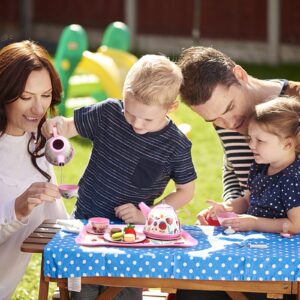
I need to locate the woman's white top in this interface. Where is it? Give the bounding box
[0,133,68,300]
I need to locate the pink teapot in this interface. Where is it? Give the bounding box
[45,127,74,166]
[138,202,181,240]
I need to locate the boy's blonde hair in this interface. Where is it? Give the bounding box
[252,96,300,153]
[123,54,183,106]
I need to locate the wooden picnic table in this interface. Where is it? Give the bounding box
[21,220,300,300]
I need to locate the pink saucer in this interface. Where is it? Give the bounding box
[86,227,105,235]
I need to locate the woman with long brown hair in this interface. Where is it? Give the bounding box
[0,40,67,299]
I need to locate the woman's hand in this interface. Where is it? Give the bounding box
[114,203,146,224]
[15,182,60,220]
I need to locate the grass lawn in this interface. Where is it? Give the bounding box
[12,63,300,299]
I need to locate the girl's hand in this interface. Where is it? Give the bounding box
[114,203,146,224]
[222,214,257,232]
[15,182,60,220]
[196,208,210,225]
[206,199,232,219]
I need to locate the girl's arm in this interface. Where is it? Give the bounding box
[206,191,250,217]
[226,190,250,214]
[222,206,300,234]
[254,206,300,234]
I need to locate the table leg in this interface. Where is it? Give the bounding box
[57,281,69,300]
[297,282,300,300]
[39,256,49,300]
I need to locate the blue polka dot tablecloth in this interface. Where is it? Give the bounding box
[44,225,300,281]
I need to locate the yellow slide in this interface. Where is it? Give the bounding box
[76,50,122,99]
[97,46,138,85]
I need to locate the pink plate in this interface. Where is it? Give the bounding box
[103,232,146,244]
[143,230,181,241]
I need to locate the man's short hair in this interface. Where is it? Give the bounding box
[177,47,239,106]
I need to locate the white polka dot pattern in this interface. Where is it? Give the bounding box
[248,159,300,218]
[44,226,300,281]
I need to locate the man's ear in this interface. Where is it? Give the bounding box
[167,100,179,113]
[233,65,249,84]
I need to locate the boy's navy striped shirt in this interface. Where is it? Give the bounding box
[73,99,197,221]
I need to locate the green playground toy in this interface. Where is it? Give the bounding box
[54,24,88,115]
[54,22,138,117]
[101,21,131,52]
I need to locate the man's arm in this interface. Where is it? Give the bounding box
[222,155,245,201]
[215,126,253,202]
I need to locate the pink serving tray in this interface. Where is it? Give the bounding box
[75,225,198,247]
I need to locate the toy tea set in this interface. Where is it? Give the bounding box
[75,202,198,247]
[45,127,78,199]
[205,211,237,234]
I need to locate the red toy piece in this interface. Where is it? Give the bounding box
[206,216,220,226]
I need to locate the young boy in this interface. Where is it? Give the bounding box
[43,54,197,224]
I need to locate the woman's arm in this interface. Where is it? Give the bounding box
[0,182,60,245]
[0,199,28,245]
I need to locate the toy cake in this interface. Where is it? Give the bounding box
[110,225,137,242]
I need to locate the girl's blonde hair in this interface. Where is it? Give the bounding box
[123,54,183,106]
[253,96,300,153]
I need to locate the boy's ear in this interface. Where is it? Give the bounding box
[167,100,179,113]
[233,65,249,84]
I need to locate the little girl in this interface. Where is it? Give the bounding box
[207,96,300,234]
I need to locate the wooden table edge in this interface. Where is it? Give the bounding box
[45,277,295,294]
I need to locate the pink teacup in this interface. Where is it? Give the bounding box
[88,217,110,234]
[59,184,79,199]
[216,212,237,225]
